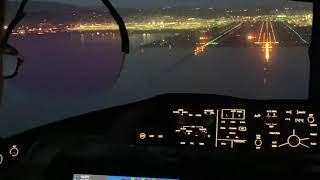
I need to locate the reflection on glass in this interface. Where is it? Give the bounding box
[2,55,18,77]
[1,1,313,137]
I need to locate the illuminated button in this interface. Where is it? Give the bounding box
[307,114,315,123]
[296,110,306,115]
[9,145,19,157]
[255,139,262,147]
[254,114,261,118]
[204,109,215,115]
[139,133,146,140]
[0,154,3,164]
[295,118,305,123]
[267,110,277,117]
[286,110,293,115]
[269,131,280,135]
[238,126,247,132]
[310,133,318,136]
[149,135,155,138]
[222,110,233,119]
[234,140,246,143]
[234,110,245,119]
[158,135,164,139]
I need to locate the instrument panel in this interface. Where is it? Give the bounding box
[137,103,319,152]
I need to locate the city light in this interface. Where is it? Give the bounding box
[10,13,312,35]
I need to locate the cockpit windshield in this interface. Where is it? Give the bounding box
[0,0,313,137]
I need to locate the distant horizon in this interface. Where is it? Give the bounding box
[8,0,313,9]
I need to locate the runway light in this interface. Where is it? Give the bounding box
[265,42,270,62]
[247,35,257,40]
[200,36,209,40]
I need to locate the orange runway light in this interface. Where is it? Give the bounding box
[200,36,209,40]
[247,35,257,40]
[265,42,270,62]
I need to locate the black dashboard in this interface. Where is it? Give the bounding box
[1,94,320,180]
[136,98,319,153]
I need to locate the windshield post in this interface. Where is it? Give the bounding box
[309,0,320,101]
[0,0,5,103]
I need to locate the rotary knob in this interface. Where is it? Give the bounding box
[288,135,300,147]
[278,129,310,148]
[9,145,19,157]
[0,154,3,164]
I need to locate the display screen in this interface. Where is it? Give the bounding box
[73,174,179,180]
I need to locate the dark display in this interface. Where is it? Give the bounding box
[73,174,179,180]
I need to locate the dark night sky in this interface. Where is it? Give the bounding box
[33,0,307,8]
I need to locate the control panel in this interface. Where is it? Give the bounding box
[173,108,248,151]
[137,104,319,152]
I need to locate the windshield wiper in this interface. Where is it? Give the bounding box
[101,0,130,54]
[1,0,129,80]
[3,0,27,46]
[4,0,129,54]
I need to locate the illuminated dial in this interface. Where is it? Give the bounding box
[288,135,300,147]
[9,145,19,157]
[278,129,310,148]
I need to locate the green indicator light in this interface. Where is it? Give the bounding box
[210,42,219,45]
